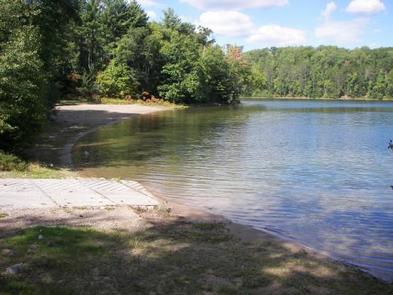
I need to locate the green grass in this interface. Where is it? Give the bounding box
[0,151,74,179]
[0,162,74,179]
[0,227,121,295]
[0,224,391,295]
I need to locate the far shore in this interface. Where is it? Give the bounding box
[242,96,393,101]
[1,102,392,293]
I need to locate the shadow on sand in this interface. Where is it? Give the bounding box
[0,209,391,295]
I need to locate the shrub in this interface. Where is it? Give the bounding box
[0,151,27,171]
[96,61,139,98]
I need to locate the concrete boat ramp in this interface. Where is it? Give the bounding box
[0,178,159,210]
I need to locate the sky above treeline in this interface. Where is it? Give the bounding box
[137,0,391,50]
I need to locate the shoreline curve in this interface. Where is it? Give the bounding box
[58,103,391,283]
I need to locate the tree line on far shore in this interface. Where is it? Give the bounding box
[0,0,248,151]
[244,46,393,99]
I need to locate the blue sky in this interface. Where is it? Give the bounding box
[138,0,392,50]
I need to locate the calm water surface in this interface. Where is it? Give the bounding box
[74,100,393,281]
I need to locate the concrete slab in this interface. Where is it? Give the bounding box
[33,179,113,208]
[83,179,158,206]
[0,178,159,209]
[0,192,56,209]
[0,179,57,209]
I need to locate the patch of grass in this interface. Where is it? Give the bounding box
[0,224,391,295]
[0,151,74,179]
[0,212,8,219]
[0,151,27,172]
[0,227,121,294]
[0,162,74,179]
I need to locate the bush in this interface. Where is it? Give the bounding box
[0,27,47,150]
[96,61,139,98]
[0,151,27,171]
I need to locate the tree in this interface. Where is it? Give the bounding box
[96,60,138,97]
[0,0,79,150]
[0,27,46,150]
[196,46,242,104]
[100,0,148,58]
[244,46,393,99]
[158,30,200,103]
[114,25,162,94]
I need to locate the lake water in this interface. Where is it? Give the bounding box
[73,99,393,281]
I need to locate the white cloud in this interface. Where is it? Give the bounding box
[146,10,157,20]
[199,10,307,46]
[199,11,255,37]
[247,24,306,46]
[346,0,385,14]
[321,2,337,20]
[180,0,288,10]
[315,18,368,45]
[137,0,157,7]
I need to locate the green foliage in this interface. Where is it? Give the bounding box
[0,151,27,171]
[114,25,162,94]
[97,60,138,97]
[0,26,46,149]
[245,46,393,99]
[0,0,78,151]
[77,70,99,99]
[78,0,148,74]
[158,30,200,103]
[100,0,148,54]
[157,14,240,104]
[196,46,242,104]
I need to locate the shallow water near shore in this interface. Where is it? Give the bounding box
[73,99,393,282]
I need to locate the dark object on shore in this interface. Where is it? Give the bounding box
[388,140,393,150]
[141,91,152,101]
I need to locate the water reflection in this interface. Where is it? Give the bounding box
[74,99,393,282]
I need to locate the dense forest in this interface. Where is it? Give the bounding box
[244,47,393,99]
[0,0,247,151]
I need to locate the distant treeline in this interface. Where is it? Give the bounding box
[0,0,246,151]
[244,47,393,99]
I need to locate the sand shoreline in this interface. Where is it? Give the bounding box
[54,104,173,167]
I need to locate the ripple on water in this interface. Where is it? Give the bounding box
[74,100,393,282]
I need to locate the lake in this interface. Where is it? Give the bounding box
[73,99,393,282]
